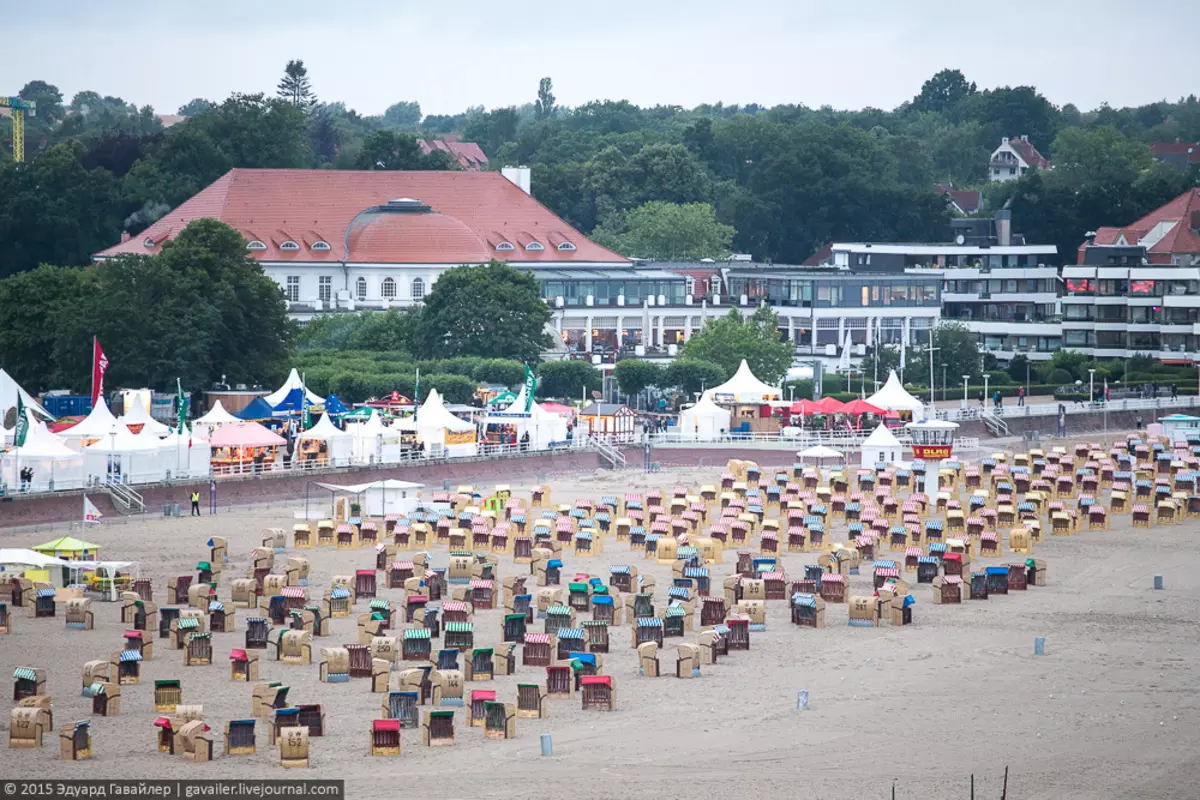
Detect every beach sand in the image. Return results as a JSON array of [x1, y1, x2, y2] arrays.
[[2, 453, 1199, 800]]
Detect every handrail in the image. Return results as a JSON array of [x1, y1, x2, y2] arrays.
[[588, 436, 628, 469], [104, 478, 145, 514]]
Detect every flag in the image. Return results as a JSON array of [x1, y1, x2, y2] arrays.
[[176, 378, 188, 434], [91, 337, 109, 407], [837, 331, 852, 373], [83, 495, 103, 524], [14, 394, 29, 448], [413, 368, 420, 422], [523, 364, 536, 412], [899, 342, 906, 372], [301, 373, 311, 429]]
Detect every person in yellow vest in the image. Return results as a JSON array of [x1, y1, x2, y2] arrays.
[[191, 490, 201, 516]]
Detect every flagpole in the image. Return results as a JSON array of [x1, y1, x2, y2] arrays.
[[91, 336, 96, 408]]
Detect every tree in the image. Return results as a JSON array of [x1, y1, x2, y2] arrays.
[[472, 359, 526, 388], [613, 359, 663, 398], [911, 69, 977, 114], [0, 140, 124, 276], [1048, 125, 1154, 187], [680, 306, 793, 384], [383, 101, 422, 127], [592, 201, 734, 260], [177, 98, 215, 117], [535, 78, 556, 120], [462, 107, 519, 156], [860, 344, 918, 390], [18, 80, 65, 123], [536, 360, 601, 400], [663, 359, 727, 396], [355, 129, 429, 170], [416, 261, 552, 361], [277, 60, 317, 110], [908, 321, 981, 388]]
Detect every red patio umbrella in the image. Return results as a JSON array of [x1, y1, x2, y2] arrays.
[[840, 399, 885, 417], [788, 399, 821, 416], [815, 397, 845, 413]]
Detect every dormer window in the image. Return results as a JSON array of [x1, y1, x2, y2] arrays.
[[143, 237, 156, 249], [247, 240, 268, 251], [311, 241, 331, 251], [495, 242, 515, 252], [280, 240, 300, 251], [556, 242, 576, 252], [525, 242, 544, 252]]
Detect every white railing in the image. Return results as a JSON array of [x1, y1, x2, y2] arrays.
[[647, 429, 980, 455], [933, 394, 1198, 423], [588, 436, 628, 469], [104, 478, 145, 514]]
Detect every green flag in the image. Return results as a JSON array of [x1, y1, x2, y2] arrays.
[[176, 378, 188, 434], [301, 373, 311, 429], [14, 394, 29, 447], [523, 364, 536, 412]]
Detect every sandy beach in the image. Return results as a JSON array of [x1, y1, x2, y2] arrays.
[[2, 447, 1199, 800]]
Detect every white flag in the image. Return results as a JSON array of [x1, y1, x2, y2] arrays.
[[83, 495, 103, 525], [899, 342, 906, 371], [837, 331, 852, 373]]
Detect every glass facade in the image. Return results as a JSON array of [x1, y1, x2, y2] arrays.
[[726, 274, 940, 308], [538, 275, 687, 307]]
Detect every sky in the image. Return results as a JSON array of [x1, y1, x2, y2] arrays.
[[5, 0, 1199, 118]]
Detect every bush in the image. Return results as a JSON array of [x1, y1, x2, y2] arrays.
[[663, 360, 728, 396], [1047, 368, 1074, 385], [472, 359, 525, 388], [424, 373, 476, 404], [613, 359, 665, 397], [986, 372, 1015, 386], [330, 372, 371, 403], [536, 360, 602, 400]]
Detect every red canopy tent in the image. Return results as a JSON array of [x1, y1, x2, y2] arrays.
[[788, 399, 821, 417], [815, 397, 845, 413], [840, 399, 885, 417]]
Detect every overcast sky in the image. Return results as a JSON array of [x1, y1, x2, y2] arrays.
[[6, 0, 1198, 117]]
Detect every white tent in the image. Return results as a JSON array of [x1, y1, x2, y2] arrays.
[[312, 478, 424, 518], [59, 397, 119, 440], [866, 370, 926, 420], [0, 548, 70, 569], [193, 400, 239, 439], [798, 444, 846, 467], [159, 429, 211, 480], [0, 369, 51, 420], [861, 423, 904, 468], [264, 368, 324, 406], [118, 396, 170, 437], [416, 389, 477, 458], [678, 395, 732, 441], [483, 387, 568, 450], [82, 425, 165, 484], [2, 417, 86, 492], [702, 359, 780, 404], [348, 409, 404, 464], [298, 414, 354, 466]]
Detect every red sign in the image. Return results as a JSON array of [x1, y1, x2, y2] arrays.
[[912, 445, 954, 460]]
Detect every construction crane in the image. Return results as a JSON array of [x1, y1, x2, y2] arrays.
[[0, 96, 36, 163]]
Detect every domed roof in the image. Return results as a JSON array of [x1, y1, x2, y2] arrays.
[[346, 204, 493, 264]]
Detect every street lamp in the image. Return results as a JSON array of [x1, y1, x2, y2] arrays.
[[962, 375, 970, 409], [941, 363, 948, 403], [983, 374, 991, 407], [1088, 368, 1096, 404]]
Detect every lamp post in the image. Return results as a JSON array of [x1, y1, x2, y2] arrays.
[[962, 375, 970, 410], [941, 363, 948, 404], [1088, 368, 1096, 405], [983, 374, 991, 408]]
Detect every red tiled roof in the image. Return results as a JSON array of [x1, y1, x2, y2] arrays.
[[934, 184, 982, 215], [416, 138, 488, 171], [1009, 137, 1051, 170], [1148, 141, 1200, 164], [802, 243, 833, 267], [1084, 189, 1200, 261], [95, 169, 627, 265]]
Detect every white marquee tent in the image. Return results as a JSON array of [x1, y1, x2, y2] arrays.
[[483, 387, 568, 450], [59, 397, 119, 441], [678, 395, 732, 441], [349, 409, 404, 464], [703, 359, 780, 404], [193, 400, 239, 438], [866, 371, 926, 420], [264, 368, 324, 406], [118, 396, 170, 437], [299, 413, 354, 466], [1, 417, 84, 492], [416, 389, 477, 458], [310, 478, 425, 518], [861, 423, 904, 468], [82, 425, 165, 484], [0, 369, 51, 420]]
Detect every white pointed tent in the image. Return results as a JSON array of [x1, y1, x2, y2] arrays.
[[349, 409, 403, 464], [82, 425, 165, 484], [264, 368, 324, 406], [861, 423, 904, 468], [866, 370, 926, 420], [159, 428, 211, 480], [483, 387, 568, 450], [59, 397, 119, 440], [298, 413, 353, 465], [0, 369, 51, 420], [702, 359, 780, 404], [1, 417, 85, 492], [678, 394, 732, 441], [194, 400, 238, 427], [117, 396, 170, 437], [312, 478, 424, 517], [416, 389, 477, 457]]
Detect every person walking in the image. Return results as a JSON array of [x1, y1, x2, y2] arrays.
[[1171, 384, 1178, 400], [1017, 386, 1025, 407], [190, 490, 201, 516]]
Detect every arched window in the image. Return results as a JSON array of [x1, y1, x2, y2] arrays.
[[381, 277, 397, 299], [355, 277, 367, 300], [411, 278, 425, 300]]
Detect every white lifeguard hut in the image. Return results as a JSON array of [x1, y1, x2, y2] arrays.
[[905, 419, 959, 495], [861, 424, 903, 469]]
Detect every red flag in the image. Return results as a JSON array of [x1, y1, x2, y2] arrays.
[[91, 337, 109, 407]]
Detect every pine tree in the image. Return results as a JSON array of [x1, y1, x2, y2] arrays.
[[277, 60, 316, 110], [534, 77, 556, 120]]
